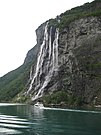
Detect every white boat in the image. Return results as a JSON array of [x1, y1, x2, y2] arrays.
[[34, 102, 44, 109]]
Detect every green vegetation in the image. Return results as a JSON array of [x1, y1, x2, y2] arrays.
[[0, 45, 38, 102], [0, 0, 101, 103], [49, 0, 101, 31], [43, 91, 82, 107], [15, 94, 30, 103], [0, 63, 31, 102], [49, 18, 58, 27]]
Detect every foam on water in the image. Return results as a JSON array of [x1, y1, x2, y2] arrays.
[[0, 115, 27, 121], [0, 127, 21, 134], [0, 103, 25, 106]]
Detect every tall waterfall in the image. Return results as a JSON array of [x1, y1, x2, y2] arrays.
[[27, 22, 59, 101]]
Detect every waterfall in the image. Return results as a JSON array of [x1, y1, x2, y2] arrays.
[[49, 27, 52, 60], [27, 22, 59, 100], [55, 29, 59, 69], [27, 22, 49, 94], [29, 66, 33, 80], [52, 28, 59, 70]]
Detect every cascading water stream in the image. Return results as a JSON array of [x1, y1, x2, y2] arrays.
[[49, 27, 52, 60], [27, 22, 59, 100], [55, 29, 59, 69], [29, 66, 33, 80], [52, 28, 59, 70], [27, 23, 49, 94]]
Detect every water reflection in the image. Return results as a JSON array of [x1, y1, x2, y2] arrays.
[[0, 104, 33, 134], [27, 106, 46, 135], [0, 103, 46, 135], [0, 114, 31, 134], [0, 103, 101, 135]]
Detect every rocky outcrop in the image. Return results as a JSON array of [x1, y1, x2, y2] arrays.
[[58, 16, 101, 105], [24, 15, 101, 106], [16, 0, 101, 106], [0, 0, 101, 106], [24, 46, 38, 64], [24, 23, 46, 65]]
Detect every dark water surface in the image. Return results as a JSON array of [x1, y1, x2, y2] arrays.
[[0, 103, 101, 135]]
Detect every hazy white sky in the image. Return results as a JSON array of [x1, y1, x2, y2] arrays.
[[0, 0, 93, 77]]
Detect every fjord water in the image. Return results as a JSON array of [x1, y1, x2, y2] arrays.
[[0, 104, 101, 135]]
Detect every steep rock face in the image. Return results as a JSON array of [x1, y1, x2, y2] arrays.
[[24, 46, 38, 64], [25, 16, 101, 105], [58, 16, 101, 104], [0, 0, 101, 105]]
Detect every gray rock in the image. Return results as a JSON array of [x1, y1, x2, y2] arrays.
[[25, 16, 101, 105]]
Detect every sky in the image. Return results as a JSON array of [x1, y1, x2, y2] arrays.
[[0, 0, 93, 77]]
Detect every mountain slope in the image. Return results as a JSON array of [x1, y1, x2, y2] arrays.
[[0, 45, 39, 101], [0, 0, 101, 107]]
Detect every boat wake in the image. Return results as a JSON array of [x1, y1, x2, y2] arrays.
[[34, 102, 101, 114], [42, 107, 101, 114]]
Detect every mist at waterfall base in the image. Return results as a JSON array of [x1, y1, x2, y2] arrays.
[[0, 0, 93, 77], [0, 103, 101, 135]]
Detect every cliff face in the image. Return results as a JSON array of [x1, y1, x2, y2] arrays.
[[0, 0, 101, 106], [58, 16, 101, 104], [23, 15, 101, 106], [25, 23, 59, 100]]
